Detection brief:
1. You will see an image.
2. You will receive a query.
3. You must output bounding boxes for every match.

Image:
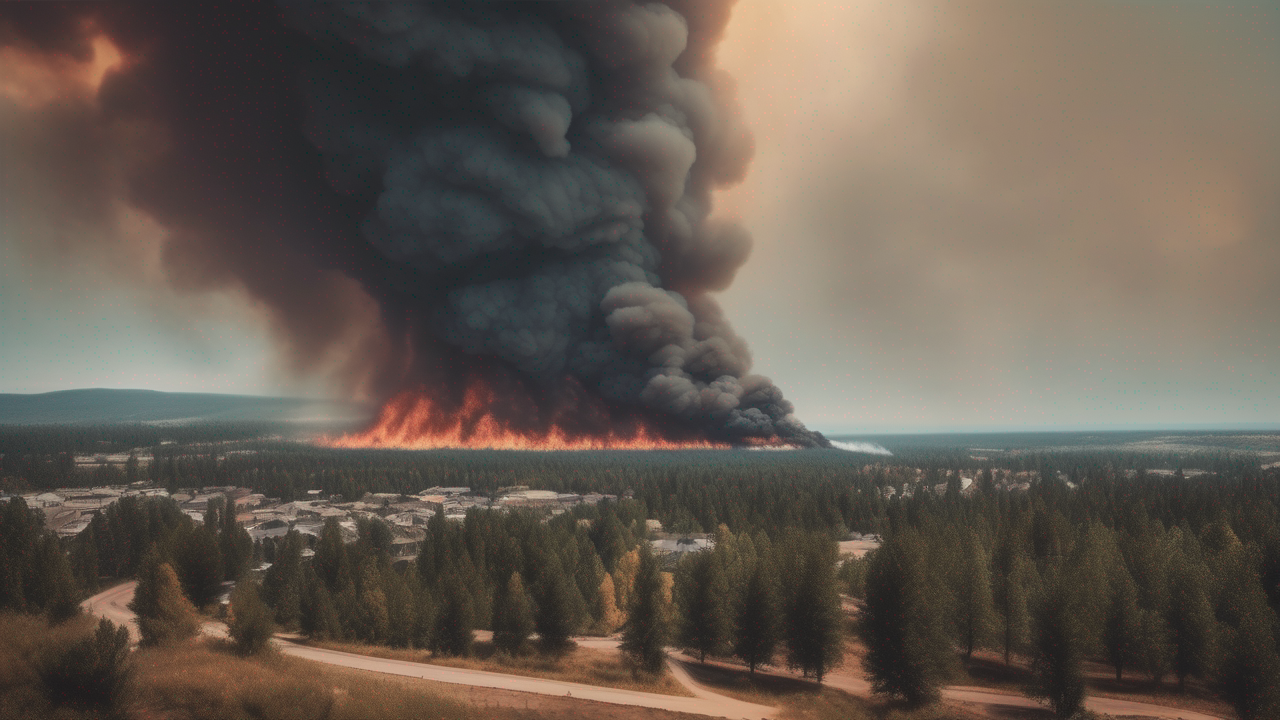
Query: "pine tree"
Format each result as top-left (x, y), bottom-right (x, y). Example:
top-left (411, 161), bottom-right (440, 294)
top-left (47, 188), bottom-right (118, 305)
top-left (592, 573), bottom-right (624, 634)
top-left (40, 617), bottom-right (133, 710)
top-left (534, 553), bottom-right (584, 651)
top-left (1166, 555), bottom-right (1216, 688)
top-left (384, 568), bottom-right (418, 649)
top-left (174, 524), bottom-right (223, 608)
top-left (1026, 572), bottom-right (1086, 719)
top-left (1136, 607), bottom-right (1173, 683)
top-left (72, 524), bottom-right (100, 595)
top-left (434, 573), bottom-right (475, 656)
top-left (620, 547), bottom-right (669, 674)
top-left (861, 531), bottom-right (948, 704)
top-left (613, 548), bottom-right (641, 617)
top-left (677, 551), bottom-right (732, 662)
top-left (734, 559), bottom-right (780, 673)
top-left (1215, 599), bottom-right (1280, 720)
top-left (228, 579), bottom-right (274, 655)
top-left (1101, 567), bottom-right (1142, 680)
top-left (41, 534), bottom-right (82, 623)
top-left (954, 532), bottom-right (994, 659)
top-left (493, 571), bottom-right (535, 654)
top-left (313, 517), bottom-right (351, 593)
top-left (299, 565), bottom-right (341, 641)
top-left (783, 536), bottom-right (844, 683)
top-left (219, 494), bottom-right (253, 582)
top-left (130, 548), bottom-right (199, 646)
top-left (411, 582), bottom-right (437, 650)
top-left (262, 530), bottom-right (303, 626)
top-left (354, 561), bottom-right (390, 644)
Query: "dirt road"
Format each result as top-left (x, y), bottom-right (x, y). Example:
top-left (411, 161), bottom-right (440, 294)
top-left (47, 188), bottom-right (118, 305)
top-left (84, 583), bottom-right (1220, 720)
top-left (83, 580), bottom-right (141, 643)
top-left (83, 583), bottom-right (774, 720)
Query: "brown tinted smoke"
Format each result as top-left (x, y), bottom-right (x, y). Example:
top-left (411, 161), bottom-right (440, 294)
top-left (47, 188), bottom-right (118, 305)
top-left (0, 2), bottom-right (827, 446)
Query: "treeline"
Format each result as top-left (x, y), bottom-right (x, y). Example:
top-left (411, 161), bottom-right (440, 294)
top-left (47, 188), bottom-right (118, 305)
top-left (0, 498), bottom-right (80, 621)
top-left (854, 491), bottom-right (1280, 718)
top-left (672, 525), bottom-right (845, 680)
top-left (259, 501), bottom-right (652, 658)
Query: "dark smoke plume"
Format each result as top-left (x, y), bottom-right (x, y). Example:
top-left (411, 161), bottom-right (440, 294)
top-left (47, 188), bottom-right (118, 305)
top-left (0, 2), bottom-right (827, 447)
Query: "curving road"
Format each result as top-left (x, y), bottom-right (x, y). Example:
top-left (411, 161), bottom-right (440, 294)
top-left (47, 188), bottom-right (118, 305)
top-left (84, 581), bottom-right (142, 643)
top-left (83, 583), bottom-right (774, 720)
top-left (85, 583), bottom-right (1220, 720)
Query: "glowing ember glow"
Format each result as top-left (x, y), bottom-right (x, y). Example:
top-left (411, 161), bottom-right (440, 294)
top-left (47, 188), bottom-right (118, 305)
top-left (0, 34), bottom-right (124, 107)
top-left (325, 384), bottom-right (732, 451)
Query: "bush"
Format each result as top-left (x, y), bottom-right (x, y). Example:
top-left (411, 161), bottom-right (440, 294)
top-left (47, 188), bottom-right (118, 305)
top-left (39, 617), bottom-right (133, 709)
top-left (228, 581), bottom-right (275, 656)
top-left (131, 552), bottom-right (200, 646)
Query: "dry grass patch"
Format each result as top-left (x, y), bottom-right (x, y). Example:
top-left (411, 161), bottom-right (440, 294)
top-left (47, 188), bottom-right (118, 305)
top-left (133, 638), bottom-right (474, 720)
top-left (960, 651), bottom-right (1233, 718)
top-left (0, 612), bottom-right (106, 720)
top-left (303, 638), bottom-right (692, 697)
top-left (674, 655), bottom-right (995, 720)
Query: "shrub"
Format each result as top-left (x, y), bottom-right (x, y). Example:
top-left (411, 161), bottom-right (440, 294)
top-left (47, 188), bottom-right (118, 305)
top-left (131, 553), bottom-right (200, 646)
top-left (228, 581), bottom-right (275, 656)
top-left (39, 617), bottom-right (133, 709)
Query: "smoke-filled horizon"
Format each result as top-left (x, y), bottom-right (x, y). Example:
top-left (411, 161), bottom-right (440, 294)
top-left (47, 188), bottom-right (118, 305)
top-left (0, 1), bottom-right (828, 446)
top-left (2, 2), bottom-right (1277, 434)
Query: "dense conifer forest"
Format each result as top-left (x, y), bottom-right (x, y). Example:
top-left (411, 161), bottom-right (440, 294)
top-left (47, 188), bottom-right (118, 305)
top-left (3, 423), bottom-right (1279, 718)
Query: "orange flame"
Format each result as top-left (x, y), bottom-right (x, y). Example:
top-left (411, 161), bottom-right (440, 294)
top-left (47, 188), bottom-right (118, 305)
top-left (324, 383), bottom-right (730, 451)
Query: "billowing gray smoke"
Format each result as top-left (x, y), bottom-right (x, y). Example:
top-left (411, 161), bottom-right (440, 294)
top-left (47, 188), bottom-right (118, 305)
top-left (0, 1), bottom-right (827, 447)
top-left (278, 1), bottom-right (824, 446)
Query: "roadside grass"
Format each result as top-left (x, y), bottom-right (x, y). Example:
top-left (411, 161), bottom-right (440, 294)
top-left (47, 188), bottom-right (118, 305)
top-left (1, 612), bottom-right (475, 720)
top-left (0, 612), bottom-right (103, 720)
top-left (959, 650), bottom-right (1233, 718)
top-left (674, 656), bottom-right (987, 720)
top-left (302, 637), bottom-right (693, 697)
top-left (135, 638), bottom-right (476, 720)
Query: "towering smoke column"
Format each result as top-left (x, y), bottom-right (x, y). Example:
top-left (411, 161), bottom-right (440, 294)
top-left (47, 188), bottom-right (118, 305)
top-left (0, 2), bottom-right (827, 448)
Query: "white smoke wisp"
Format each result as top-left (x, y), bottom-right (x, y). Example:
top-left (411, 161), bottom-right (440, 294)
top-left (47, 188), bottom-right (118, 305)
top-left (831, 440), bottom-right (893, 456)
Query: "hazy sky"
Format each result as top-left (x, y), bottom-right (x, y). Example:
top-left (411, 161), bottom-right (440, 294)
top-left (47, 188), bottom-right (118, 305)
top-left (2, 1), bottom-right (1277, 432)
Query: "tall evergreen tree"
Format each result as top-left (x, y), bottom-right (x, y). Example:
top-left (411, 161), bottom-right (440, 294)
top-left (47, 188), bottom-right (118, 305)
top-left (434, 572), bottom-right (475, 656)
top-left (384, 568), bottom-right (418, 649)
top-left (620, 547), bottom-right (669, 674)
top-left (734, 559), bottom-right (780, 673)
top-left (174, 524), bottom-right (223, 608)
top-left (129, 548), bottom-right (199, 646)
top-left (862, 532), bottom-right (948, 703)
top-left (261, 530), bottom-right (303, 626)
top-left (784, 536), bottom-right (844, 682)
top-left (299, 565), bottom-right (341, 641)
top-left (313, 517), bottom-right (351, 593)
top-left (677, 551), bottom-right (732, 662)
top-left (1215, 600), bottom-right (1280, 720)
top-left (1026, 573), bottom-right (1086, 719)
top-left (993, 529), bottom-right (1036, 665)
top-left (228, 579), bottom-right (274, 655)
top-left (492, 571), bottom-right (535, 654)
top-left (534, 553), bottom-right (585, 651)
top-left (1166, 554), bottom-right (1216, 688)
top-left (354, 561), bottom-right (390, 644)
top-left (954, 532), bottom-right (994, 659)
top-left (71, 523), bottom-right (100, 595)
top-left (592, 573), bottom-right (624, 634)
top-left (411, 582), bottom-right (437, 650)
top-left (219, 494), bottom-right (253, 581)
top-left (1101, 567), bottom-right (1142, 680)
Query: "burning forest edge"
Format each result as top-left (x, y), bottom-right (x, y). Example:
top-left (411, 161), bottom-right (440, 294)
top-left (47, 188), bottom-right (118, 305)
top-left (0, 2), bottom-right (829, 450)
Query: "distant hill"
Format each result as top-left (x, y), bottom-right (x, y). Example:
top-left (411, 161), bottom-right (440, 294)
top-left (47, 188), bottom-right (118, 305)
top-left (0, 389), bottom-right (371, 426)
